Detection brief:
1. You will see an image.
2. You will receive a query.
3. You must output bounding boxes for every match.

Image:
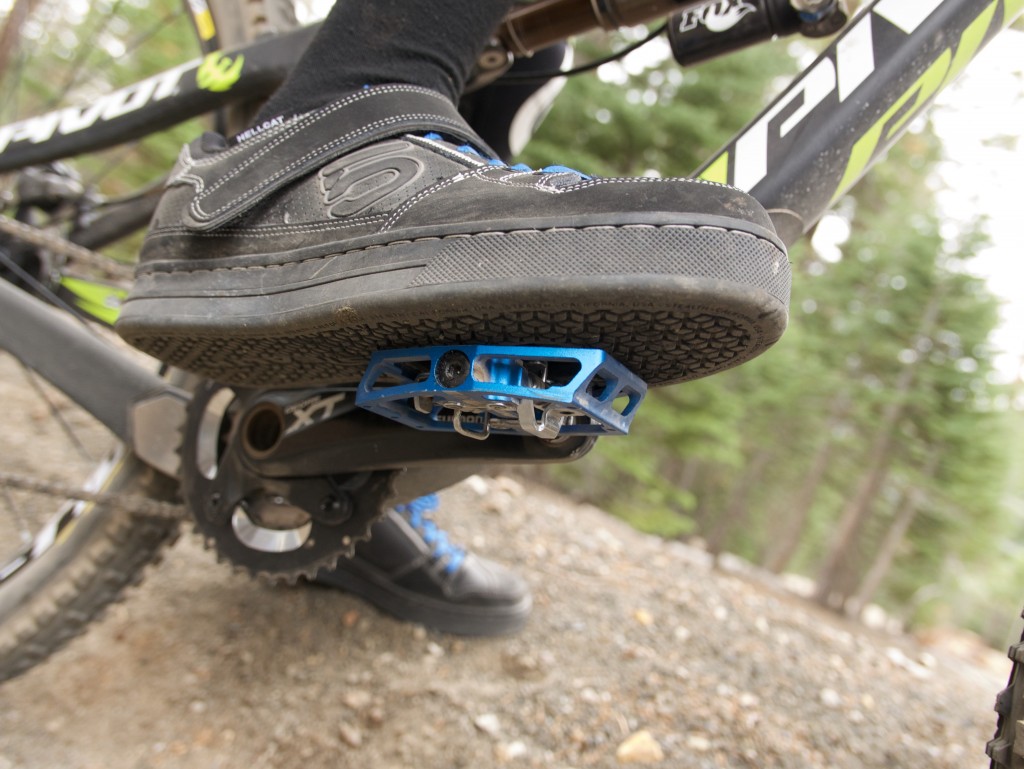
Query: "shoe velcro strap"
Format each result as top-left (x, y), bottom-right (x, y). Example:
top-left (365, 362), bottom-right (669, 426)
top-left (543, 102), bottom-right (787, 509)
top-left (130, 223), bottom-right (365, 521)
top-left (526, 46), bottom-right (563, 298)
top-left (177, 85), bottom-right (492, 232)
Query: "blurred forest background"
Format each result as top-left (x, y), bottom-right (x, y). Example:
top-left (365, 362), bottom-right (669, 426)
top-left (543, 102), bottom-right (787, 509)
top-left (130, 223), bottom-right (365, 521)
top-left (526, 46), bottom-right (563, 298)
top-left (2, 0), bottom-right (1023, 647)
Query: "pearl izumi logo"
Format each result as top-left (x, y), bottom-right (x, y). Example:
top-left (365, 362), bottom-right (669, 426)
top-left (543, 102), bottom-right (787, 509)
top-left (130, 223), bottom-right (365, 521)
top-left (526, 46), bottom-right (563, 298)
top-left (319, 141), bottom-right (424, 218)
top-left (678, 0), bottom-right (757, 33)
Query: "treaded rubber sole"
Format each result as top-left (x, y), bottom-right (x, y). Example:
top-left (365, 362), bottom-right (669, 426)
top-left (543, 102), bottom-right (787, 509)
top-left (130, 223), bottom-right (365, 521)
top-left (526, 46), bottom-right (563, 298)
top-left (118, 224), bottom-right (790, 388)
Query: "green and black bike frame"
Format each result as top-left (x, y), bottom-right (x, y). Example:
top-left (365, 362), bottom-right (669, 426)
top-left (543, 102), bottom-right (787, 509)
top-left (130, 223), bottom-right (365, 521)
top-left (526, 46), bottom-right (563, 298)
top-left (695, 0), bottom-right (1022, 245)
top-left (0, 0), bottom-right (1020, 460)
top-left (1, 0), bottom-right (1019, 240)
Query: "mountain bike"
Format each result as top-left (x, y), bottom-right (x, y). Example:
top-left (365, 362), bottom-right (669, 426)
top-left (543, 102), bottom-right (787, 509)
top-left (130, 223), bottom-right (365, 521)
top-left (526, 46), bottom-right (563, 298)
top-left (1, 0), bottom-right (1022, 764)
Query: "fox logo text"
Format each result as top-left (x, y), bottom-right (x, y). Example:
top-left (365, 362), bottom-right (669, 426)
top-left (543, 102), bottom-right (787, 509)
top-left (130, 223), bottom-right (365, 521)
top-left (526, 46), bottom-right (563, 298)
top-left (677, 0), bottom-right (757, 34)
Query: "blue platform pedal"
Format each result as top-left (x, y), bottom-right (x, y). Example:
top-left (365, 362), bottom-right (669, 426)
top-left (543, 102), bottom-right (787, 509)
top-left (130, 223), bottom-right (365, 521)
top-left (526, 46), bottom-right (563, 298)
top-left (355, 345), bottom-right (647, 441)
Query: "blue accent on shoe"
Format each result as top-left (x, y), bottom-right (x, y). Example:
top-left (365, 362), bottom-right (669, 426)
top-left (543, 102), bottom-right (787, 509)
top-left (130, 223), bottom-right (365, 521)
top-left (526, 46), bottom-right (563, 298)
top-left (541, 164), bottom-right (592, 179)
top-left (394, 494), bottom-right (466, 575)
top-left (417, 132), bottom-right (589, 179)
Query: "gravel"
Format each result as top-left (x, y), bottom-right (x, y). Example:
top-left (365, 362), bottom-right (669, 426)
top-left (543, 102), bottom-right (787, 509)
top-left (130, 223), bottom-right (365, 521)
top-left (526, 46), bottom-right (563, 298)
top-left (0, 476), bottom-right (1010, 768)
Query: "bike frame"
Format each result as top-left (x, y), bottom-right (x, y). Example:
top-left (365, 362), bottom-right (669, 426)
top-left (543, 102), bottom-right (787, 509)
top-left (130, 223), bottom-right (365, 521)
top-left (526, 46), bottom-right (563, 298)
top-left (0, 0), bottom-right (1020, 468)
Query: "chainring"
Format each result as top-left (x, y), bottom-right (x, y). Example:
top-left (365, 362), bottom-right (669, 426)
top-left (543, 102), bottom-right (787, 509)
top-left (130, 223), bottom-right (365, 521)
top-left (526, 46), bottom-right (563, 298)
top-left (180, 381), bottom-right (397, 583)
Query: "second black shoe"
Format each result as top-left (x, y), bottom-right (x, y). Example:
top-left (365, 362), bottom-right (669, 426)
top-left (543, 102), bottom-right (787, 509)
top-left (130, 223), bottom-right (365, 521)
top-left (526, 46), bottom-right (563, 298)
top-left (313, 494), bottom-right (531, 637)
top-left (117, 85), bottom-right (790, 388)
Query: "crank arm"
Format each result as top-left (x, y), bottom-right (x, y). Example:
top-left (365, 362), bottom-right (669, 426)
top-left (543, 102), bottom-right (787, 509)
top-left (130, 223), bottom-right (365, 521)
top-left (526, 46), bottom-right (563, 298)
top-left (225, 387), bottom-right (596, 479)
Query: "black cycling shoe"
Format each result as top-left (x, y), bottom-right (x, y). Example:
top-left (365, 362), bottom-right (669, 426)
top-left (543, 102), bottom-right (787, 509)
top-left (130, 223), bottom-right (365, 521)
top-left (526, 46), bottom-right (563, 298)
top-left (313, 495), bottom-right (530, 637)
top-left (117, 85), bottom-right (790, 389)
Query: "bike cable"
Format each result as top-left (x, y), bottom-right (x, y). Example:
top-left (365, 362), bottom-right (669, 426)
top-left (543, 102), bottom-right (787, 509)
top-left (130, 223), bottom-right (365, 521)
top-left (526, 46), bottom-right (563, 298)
top-left (496, 23), bottom-right (668, 84)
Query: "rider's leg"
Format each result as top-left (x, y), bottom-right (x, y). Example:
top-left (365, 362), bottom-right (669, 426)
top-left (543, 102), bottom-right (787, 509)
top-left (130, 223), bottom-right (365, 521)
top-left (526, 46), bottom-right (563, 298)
top-left (254, 0), bottom-right (514, 123)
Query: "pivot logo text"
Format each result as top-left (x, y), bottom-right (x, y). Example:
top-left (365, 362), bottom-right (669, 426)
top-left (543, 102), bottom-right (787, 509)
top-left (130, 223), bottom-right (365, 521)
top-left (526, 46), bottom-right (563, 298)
top-left (0, 59), bottom-right (196, 155)
top-left (700, 0), bottom-right (1015, 193)
top-left (678, 0), bottom-right (757, 34)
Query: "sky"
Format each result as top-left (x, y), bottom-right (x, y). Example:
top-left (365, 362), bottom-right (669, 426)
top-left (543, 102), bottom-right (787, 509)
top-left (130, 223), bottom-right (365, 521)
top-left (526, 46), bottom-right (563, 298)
top-left (931, 32), bottom-right (1024, 387)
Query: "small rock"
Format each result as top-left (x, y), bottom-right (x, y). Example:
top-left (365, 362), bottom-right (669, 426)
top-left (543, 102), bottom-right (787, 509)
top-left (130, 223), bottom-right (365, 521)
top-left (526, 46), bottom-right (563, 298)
top-left (463, 475), bottom-right (491, 496)
top-left (615, 730), bottom-right (665, 764)
top-left (673, 625), bottom-right (692, 642)
top-left (366, 707), bottom-right (386, 727)
top-left (579, 687), bottom-right (602, 704)
top-left (501, 649), bottom-right (547, 680)
top-left (474, 713), bottom-right (502, 738)
top-left (483, 490), bottom-right (514, 514)
top-left (738, 692), bottom-right (760, 708)
top-left (634, 608), bottom-right (654, 627)
top-left (820, 688), bottom-right (842, 708)
top-left (595, 527), bottom-right (624, 553)
top-left (342, 689), bottom-right (373, 711)
top-left (341, 609), bottom-right (361, 628)
top-left (496, 740), bottom-right (529, 762)
top-left (686, 734), bottom-right (712, 752)
top-left (338, 723), bottom-right (363, 748)
top-left (493, 476), bottom-right (524, 496)
top-left (188, 700), bottom-right (207, 715)
top-left (426, 641), bottom-right (445, 657)
top-left (411, 625), bottom-right (427, 641)
top-left (193, 727), bottom-right (215, 748)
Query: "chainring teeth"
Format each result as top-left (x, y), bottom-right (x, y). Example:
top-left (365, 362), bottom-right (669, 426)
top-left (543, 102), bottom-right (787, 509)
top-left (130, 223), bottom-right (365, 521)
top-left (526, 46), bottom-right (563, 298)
top-left (181, 381), bottom-right (397, 583)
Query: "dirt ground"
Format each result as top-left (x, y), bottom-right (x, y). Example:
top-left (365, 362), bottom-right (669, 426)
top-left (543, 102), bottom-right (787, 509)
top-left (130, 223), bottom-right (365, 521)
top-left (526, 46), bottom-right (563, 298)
top-left (0, 467), bottom-right (1012, 769)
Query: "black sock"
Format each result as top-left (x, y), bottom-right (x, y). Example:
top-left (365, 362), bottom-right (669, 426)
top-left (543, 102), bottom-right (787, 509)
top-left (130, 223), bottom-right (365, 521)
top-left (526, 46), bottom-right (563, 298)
top-left (253, 0), bottom-right (515, 125)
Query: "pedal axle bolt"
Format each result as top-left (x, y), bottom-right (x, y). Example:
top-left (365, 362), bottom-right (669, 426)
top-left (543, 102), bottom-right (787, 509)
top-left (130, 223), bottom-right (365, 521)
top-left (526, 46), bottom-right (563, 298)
top-left (436, 350), bottom-right (471, 388)
top-left (317, 494), bottom-right (352, 525)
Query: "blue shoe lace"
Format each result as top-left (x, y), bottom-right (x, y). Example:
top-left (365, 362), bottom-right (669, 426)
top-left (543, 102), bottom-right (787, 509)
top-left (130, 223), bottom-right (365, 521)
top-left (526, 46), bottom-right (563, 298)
top-left (394, 494), bottom-right (466, 574)
top-left (421, 132), bottom-right (591, 179)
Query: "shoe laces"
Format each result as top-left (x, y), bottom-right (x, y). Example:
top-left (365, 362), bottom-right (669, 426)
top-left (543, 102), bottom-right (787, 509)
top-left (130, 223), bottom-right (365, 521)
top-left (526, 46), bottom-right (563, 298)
top-left (421, 132), bottom-right (591, 179)
top-left (394, 494), bottom-right (466, 574)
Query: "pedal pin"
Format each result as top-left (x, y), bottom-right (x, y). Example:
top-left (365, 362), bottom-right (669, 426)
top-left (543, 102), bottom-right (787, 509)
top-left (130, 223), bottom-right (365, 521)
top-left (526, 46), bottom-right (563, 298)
top-left (516, 399), bottom-right (563, 438)
top-left (452, 409), bottom-right (490, 440)
top-left (435, 350), bottom-right (471, 387)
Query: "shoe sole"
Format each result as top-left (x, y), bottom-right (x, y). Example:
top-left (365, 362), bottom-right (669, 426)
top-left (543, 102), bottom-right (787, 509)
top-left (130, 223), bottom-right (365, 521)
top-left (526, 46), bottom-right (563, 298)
top-left (312, 560), bottom-right (532, 637)
top-left (118, 223), bottom-right (789, 388)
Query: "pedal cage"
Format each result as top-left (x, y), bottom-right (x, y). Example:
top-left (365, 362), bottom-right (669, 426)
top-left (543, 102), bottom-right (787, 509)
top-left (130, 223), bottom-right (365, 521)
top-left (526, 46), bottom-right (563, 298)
top-left (355, 345), bottom-right (647, 441)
